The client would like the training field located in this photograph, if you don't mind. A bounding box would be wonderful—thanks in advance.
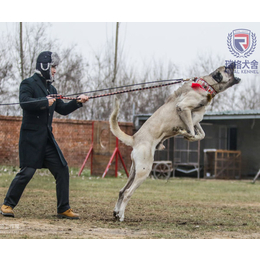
[1,166,260,239]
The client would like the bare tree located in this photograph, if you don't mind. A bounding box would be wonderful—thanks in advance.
[84,35,182,122]
[0,45,13,93]
[0,23,58,116]
[134,59,180,115]
[11,23,56,82]
[0,23,89,118]
[235,76,260,110]
[54,46,90,120]
[0,34,15,115]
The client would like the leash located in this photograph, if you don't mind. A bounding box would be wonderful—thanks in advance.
[48,95,80,101]
[49,78,192,101]
[64,78,186,97]
[0,78,192,106]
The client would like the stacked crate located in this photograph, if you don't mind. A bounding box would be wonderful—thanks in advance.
[204,149,241,179]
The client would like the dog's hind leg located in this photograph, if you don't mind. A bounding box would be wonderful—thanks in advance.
[116,146,153,221]
[117,168,150,222]
[114,163,136,220]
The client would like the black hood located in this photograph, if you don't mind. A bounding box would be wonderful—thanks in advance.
[35,51,60,82]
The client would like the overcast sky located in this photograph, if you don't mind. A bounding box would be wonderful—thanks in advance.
[1,0,260,83]
[1,22,259,82]
[50,22,260,69]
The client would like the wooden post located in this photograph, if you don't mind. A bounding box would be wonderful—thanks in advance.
[78,122,94,176]
[19,22,24,80]
[112,22,119,84]
[102,137,129,178]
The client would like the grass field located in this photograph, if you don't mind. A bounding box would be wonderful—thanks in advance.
[1,165,260,239]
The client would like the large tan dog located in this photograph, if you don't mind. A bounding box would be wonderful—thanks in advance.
[109,62,240,221]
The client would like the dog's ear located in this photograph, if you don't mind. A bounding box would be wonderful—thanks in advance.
[212,71,223,83]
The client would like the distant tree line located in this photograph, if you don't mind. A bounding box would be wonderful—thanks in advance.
[0,23,259,122]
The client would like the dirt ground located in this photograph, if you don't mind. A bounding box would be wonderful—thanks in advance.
[1,215,260,239]
[1,173,260,239]
[2,200,260,239]
[0,218,151,239]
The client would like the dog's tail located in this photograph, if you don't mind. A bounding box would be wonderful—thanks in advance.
[109,97,134,147]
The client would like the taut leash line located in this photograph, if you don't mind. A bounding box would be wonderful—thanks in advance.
[0,78,192,106]
[48,94,80,100]
[88,80,183,99]
[50,79,191,101]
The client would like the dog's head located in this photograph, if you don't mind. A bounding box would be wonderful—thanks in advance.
[203,62,241,94]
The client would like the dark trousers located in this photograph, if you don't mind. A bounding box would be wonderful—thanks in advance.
[3,140,70,213]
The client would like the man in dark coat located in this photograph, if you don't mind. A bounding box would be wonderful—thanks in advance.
[1,51,88,219]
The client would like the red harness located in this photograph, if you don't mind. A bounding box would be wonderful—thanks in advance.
[191,78,217,97]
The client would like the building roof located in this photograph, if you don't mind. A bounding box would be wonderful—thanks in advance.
[134,110,260,123]
[204,110,260,120]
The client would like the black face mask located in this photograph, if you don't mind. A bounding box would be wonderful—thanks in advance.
[212,71,223,83]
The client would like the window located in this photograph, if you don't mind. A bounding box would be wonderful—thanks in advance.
[219,126,227,149]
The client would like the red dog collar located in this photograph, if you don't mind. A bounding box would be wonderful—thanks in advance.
[191,78,217,97]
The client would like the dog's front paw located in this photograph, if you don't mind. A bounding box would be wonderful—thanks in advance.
[194,126,201,136]
[173,126,183,131]
[113,210,125,221]
[184,134,200,142]
[184,136,196,142]
[157,143,165,150]
[113,210,120,221]
[117,211,124,222]
[173,126,186,135]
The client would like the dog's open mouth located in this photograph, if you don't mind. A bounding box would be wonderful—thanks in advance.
[225,62,241,84]
[234,77,241,84]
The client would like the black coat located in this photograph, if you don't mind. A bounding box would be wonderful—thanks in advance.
[19,73,82,169]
